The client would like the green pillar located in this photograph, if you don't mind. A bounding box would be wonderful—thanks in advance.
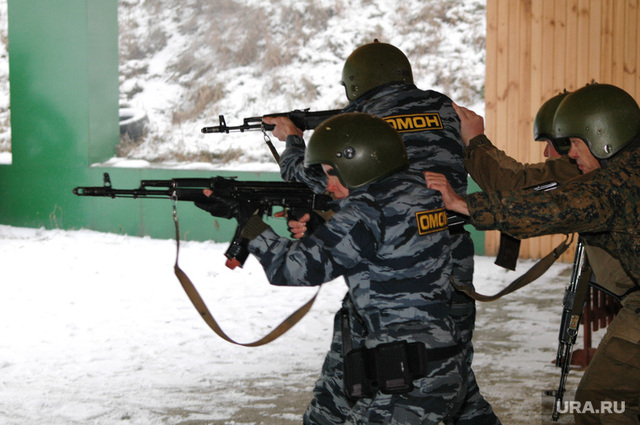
[0,1,283,243]
[1,0,118,228]
[0,2,485,251]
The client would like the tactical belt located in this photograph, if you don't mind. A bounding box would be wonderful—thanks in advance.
[343,340,462,399]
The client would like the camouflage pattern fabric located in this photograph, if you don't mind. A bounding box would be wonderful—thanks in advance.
[342,83,500,425]
[466,139,640,284]
[341,82,467,193]
[465,134,640,424]
[279,82,499,424]
[463,134,640,305]
[248,171,468,423]
[302,296,364,425]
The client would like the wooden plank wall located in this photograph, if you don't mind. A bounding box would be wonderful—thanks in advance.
[484,0,640,261]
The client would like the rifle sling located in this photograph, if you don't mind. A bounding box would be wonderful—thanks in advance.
[172,205,319,347]
[452,234,573,302]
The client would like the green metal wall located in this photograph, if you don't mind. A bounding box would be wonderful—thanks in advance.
[0,0,278,243]
[2,0,120,231]
[0,0,485,253]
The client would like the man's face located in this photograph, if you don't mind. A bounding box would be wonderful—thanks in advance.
[543,140,561,158]
[568,138,601,174]
[322,164,350,199]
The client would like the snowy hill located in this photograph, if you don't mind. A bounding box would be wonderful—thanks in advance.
[116,0,486,170]
[0,1,486,168]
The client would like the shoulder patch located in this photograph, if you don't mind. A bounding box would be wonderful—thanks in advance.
[416,207,448,235]
[383,113,443,133]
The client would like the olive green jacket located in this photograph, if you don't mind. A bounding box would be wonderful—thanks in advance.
[464,135,580,192]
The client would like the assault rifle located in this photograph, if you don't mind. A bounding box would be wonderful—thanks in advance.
[73,173,469,268]
[73,173,333,269]
[201,108,342,163]
[549,237,592,421]
[201,108,342,134]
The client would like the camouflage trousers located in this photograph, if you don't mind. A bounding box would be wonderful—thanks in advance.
[303,293,501,424]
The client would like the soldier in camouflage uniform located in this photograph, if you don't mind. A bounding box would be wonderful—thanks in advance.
[265,41,499,425]
[458,88,640,424]
[241,113,468,424]
[426,83,640,424]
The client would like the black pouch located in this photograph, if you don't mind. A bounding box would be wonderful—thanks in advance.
[344,347,374,399]
[374,341,414,394]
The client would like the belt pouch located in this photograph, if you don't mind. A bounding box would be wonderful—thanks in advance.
[344,347,374,399]
[374,341,414,394]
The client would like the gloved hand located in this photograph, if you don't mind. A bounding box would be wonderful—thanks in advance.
[304,210,330,236]
[194,197,237,219]
[240,215,270,241]
[282,209,333,239]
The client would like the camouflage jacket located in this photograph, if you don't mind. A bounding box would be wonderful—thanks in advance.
[467,138,640,288]
[464,134,640,309]
[247,171,460,349]
[280,82,466,196]
[278,82,475,302]
[342,82,467,195]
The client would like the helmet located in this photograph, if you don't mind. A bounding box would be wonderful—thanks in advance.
[553,83,640,159]
[533,90,571,154]
[305,113,409,189]
[341,40,413,102]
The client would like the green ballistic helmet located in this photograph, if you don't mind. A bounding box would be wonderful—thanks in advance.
[533,90,572,154]
[305,113,409,189]
[553,83,640,159]
[341,40,413,102]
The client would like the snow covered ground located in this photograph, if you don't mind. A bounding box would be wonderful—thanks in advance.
[0,224,601,424]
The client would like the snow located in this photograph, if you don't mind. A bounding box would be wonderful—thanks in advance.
[0,2,603,423]
[109,0,488,170]
[0,224,601,425]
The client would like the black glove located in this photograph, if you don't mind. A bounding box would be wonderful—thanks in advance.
[288,209,330,238]
[240,215,270,241]
[194,197,238,219]
[303,210,328,236]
